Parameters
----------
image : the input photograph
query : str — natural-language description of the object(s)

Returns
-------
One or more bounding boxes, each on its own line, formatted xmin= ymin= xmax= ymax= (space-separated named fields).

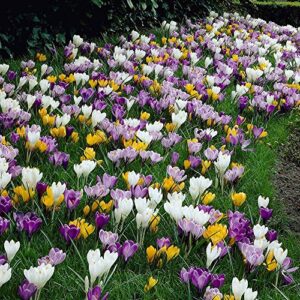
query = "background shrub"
xmin=0 ymin=0 xmax=255 ymax=58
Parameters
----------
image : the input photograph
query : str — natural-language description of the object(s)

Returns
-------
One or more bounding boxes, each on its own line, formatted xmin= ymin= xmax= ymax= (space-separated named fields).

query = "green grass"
xmin=255 ymin=1 xmax=300 ymax=6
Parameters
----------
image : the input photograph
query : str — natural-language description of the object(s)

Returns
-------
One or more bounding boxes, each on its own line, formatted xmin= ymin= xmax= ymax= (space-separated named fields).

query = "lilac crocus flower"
xmin=238 ymin=242 xmax=264 ymax=267
xmin=18 ymin=280 xmax=37 ymax=300
xmin=59 ymin=224 xmax=80 ymax=244
xmin=38 ymin=248 xmax=66 ymax=266
xmin=64 ymin=189 xmax=82 ymax=211
xmin=282 ymin=257 xmax=299 ymax=285
xmin=87 ymin=285 xmax=109 ymax=300
xmin=157 ymin=237 xmax=171 ymax=249
xmin=99 ymin=230 xmax=119 ymax=248
xmin=121 ymin=240 xmax=138 ymax=262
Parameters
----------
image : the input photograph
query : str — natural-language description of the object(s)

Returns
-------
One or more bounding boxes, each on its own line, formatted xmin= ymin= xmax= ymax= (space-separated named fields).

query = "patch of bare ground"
xmin=275 ymin=117 xmax=300 ymax=233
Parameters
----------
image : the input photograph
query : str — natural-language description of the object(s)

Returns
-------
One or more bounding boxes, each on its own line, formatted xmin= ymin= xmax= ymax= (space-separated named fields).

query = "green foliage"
xmin=0 ymin=0 xmax=254 ymax=58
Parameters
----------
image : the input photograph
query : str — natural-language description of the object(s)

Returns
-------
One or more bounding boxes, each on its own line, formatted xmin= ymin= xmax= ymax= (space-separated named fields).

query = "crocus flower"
xmin=121 ymin=240 xmax=138 ymax=262
xmin=87 ymin=285 xmax=109 ymax=300
xmin=95 ymin=212 xmax=110 ymax=230
xmin=0 ymin=195 xmax=12 ymax=215
xmin=38 ymin=248 xmax=66 ymax=266
xmin=0 ymin=263 xmax=12 ymax=288
xmin=0 ymin=216 xmax=10 ymax=235
xmin=18 ymin=280 xmax=37 ymax=300
xmin=64 ymin=189 xmax=82 ymax=211
xmin=4 ymin=240 xmax=20 ymax=263
xmin=24 ymin=263 xmax=55 ymax=290
xmin=13 ymin=212 xmax=42 ymax=237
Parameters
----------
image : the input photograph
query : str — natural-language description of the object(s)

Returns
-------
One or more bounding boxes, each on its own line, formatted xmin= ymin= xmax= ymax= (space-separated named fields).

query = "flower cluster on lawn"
xmin=0 ymin=10 xmax=299 ymax=299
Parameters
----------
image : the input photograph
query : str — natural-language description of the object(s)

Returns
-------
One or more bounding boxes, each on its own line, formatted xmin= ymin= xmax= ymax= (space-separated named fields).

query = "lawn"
xmin=0 ymin=10 xmax=299 ymax=300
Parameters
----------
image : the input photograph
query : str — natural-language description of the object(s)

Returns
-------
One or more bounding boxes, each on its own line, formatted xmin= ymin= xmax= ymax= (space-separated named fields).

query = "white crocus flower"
xmin=127 ymin=171 xmax=140 ymax=187
xmin=172 ymin=110 xmax=187 ymax=129
xmin=0 ymin=172 xmax=12 ymax=190
xmin=114 ymin=198 xmax=133 ymax=225
xmin=26 ymin=95 xmax=36 ymax=110
xmin=41 ymin=64 xmax=48 ymax=77
xmin=4 ymin=240 xmax=20 ymax=263
xmin=24 ymin=263 xmax=55 ymax=290
xmin=148 ymin=187 xmax=163 ymax=209
xmin=21 ymin=167 xmax=43 ymax=190
xmin=246 ymin=68 xmax=263 ymax=82
xmin=74 ymin=160 xmax=96 ymax=179
xmin=55 ymin=114 xmax=71 ymax=127
xmin=73 ymin=35 xmax=83 ymax=47
xmin=131 ymin=30 xmax=140 ymax=42
xmin=82 ymin=105 xmax=93 ymax=119
xmin=206 ymin=242 xmax=221 ymax=268
xmin=29 ymin=78 xmax=38 ymax=92
xmin=27 ymin=130 xmax=40 ymax=149
xmin=51 ymin=182 xmax=66 ymax=203
xmin=0 ymin=264 xmax=12 ymax=288
xmin=91 ymin=110 xmax=106 ymax=128
xmin=258 ymin=195 xmax=269 ymax=208
xmin=274 ymin=247 xmax=288 ymax=267
xmin=244 ymin=288 xmax=258 ymax=300
xmin=189 ymin=176 xmax=212 ymax=202
xmin=205 ymin=57 xmax=213 ymax=68
xmin=214 ymin=152 xmax=231 ymax=176
xmin=136 ymin=130 xmax=152 ymax=144
xmin=232 ymin=277 xmax=248 ymax=300
xmin=164 ymin=192 xmax=185 ymax=223
xmin=0 ymin=64 xmax=9 ymax=76
xmin=253 ymin=224 xmax=268 ymax=239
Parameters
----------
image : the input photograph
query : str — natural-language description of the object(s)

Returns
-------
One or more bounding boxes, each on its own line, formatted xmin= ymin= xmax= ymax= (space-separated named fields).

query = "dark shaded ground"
xmin=275 ymin=115 xmax=300 ymax=233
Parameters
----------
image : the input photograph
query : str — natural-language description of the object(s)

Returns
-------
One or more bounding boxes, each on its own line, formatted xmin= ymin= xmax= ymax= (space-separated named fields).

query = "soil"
xmin=274 ymin=118 xmax=300 ymax=233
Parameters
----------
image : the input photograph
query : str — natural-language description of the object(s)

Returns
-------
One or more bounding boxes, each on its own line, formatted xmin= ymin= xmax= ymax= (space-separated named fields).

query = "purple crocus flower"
xmin=210 ymin=274 xmax=225 ymax=288
xmin=228 ymin=211 xmax=253 ymax=243
xmin=190 ymin=268 xmax=212 ymax=291
xmin=36 ymin=182 xmax=48 ymax=199
xmin=266 ymin=229 xmax=277 ymax=242
xmin=253 ymin=126 xmax=264 ymax=139
xmin=0 ymin=216 xmax=10 ymax=235
xmin=59 ymin=224 xmax=80 ymax=244
xmin=121 ymin=240 xmax=138 ymax=262
xmin=259 ymin=207 xmax=273 ymax=222
xmin=0 ymin=254 xmax=7 ymax=265
xmin=64 ymin=189 xmax=82 ymax=211
xmin=95 ymin=212 xmax=110 ymax=230
xmin=13 ymin=212 xmax=42 ymax=237
xmin=18 ymin=280 xmax=37 ymax=300
xmin=87 ymin=285 xmax=109 ymax=300
xmin=49 ymin=151 xmax=70 ymax=169
xmin=0 ymin=196 xmax=12 ymax=215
